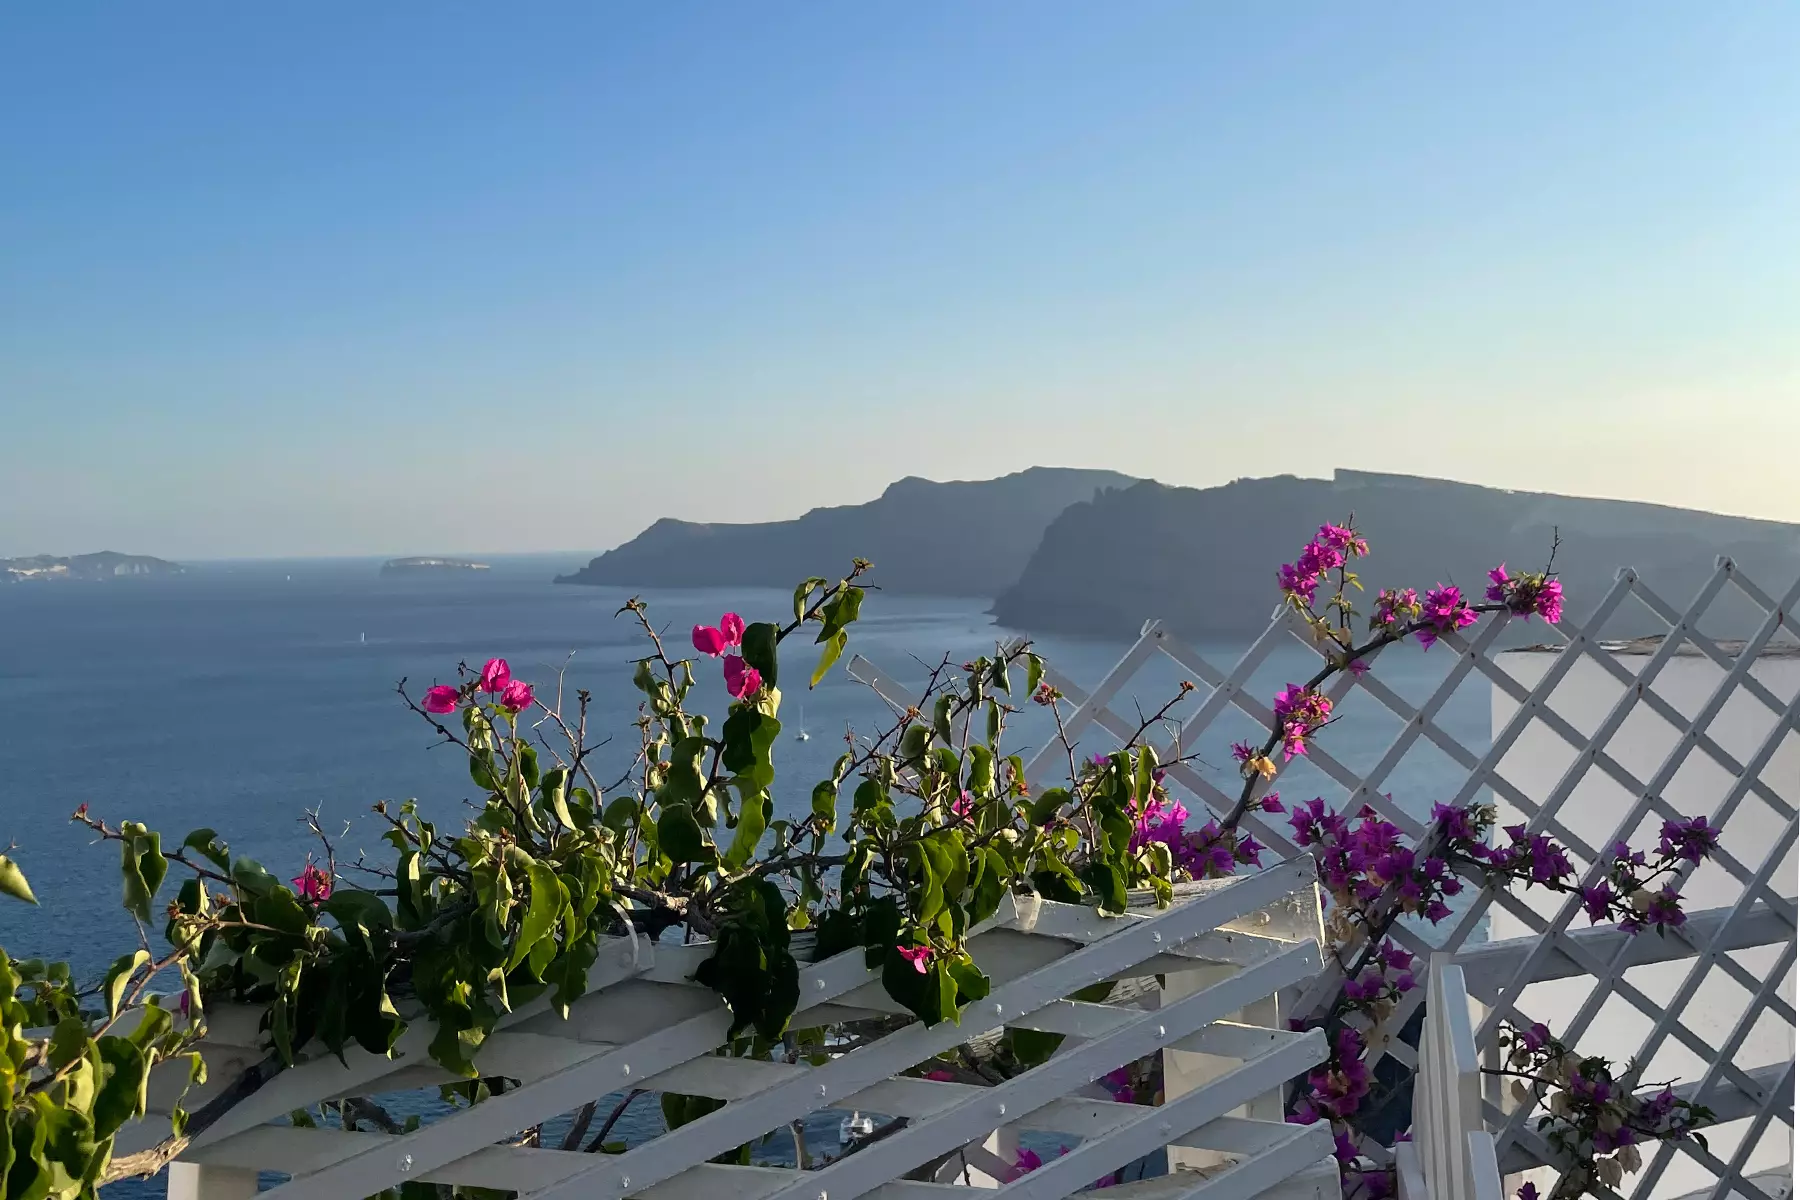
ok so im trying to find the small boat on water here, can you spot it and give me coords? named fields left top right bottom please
left=838, top=1112, right=874, bottom=1144
left=795, top=705, right=811, bottom=741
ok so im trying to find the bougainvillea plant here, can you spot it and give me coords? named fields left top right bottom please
left=0, top=529, right=1719, bottom=1200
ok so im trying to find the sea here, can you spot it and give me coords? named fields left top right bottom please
left=0, top=556, right=1496, bottom=1195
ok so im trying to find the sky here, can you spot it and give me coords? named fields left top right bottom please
left=2, top=4, right=1796, bottom=560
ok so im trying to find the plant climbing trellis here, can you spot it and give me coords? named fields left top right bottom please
left=851, top=558, right=1796, bottom=1200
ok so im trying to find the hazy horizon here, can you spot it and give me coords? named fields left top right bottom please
left=4, top=5, right=1796, bottom=559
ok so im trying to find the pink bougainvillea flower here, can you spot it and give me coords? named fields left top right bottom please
left=719, top=612, right=745, bottom=646
left=952, top=790, right=974, bottom=817
left=422, top=685, right=460, bottom=714
left=292, top=860, right=333, bottom=903
left=692, top=625, right=728, bottom=657
left=896, top=943, right=934, bottom=974
left=499, top=679, right=534, bottom=713
left=723, top=655, right=763, bottom=699
left=479, top=658, right=511, bottom=693
left=924, top=1068, right=956, bottom=1082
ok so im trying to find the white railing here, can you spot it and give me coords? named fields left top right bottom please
left=846, top=559, right=1797, bottom=1200
left=123, top=858, right=1338, bottom=1200
left=1394, top=961, right=1501, bottom=1200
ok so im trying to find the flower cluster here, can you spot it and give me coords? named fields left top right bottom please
left=1370, top=587, right=1420, bottom=629
left=1486, top=563, right=1565, bottom=624
left=1288, top=799, right=1470, bottom=929
left=1272, top=685, right=1333, bottom=759
left=1567, top=818, right=1718, bottom=935
left=693, top=611, right=764, bottom=699
left=291, top=858, right=332, bottom=903
left=1497, top=1021, right=1714, bottom=1192
left=1415, top=584, right=1479, bottom=649
left=421, top=656, right=534, bottom=715
left=1127, top=776, right=1266, bottom=878
left=1279, top=523, right=1371, bottom=605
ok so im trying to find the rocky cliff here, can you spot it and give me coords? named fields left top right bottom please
left=556, top=467, right=1138, bottom=596
left=989, top=470, right=1800, bottom=639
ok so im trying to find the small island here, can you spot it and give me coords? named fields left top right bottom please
left=380, top=556, right=491, bottom=576
left=2, top=552, right=184, bottom=582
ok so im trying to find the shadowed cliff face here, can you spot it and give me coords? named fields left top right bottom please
left=989, top=471, right=1800, bottom=640
left=555, top=467, right=1138, bottom=597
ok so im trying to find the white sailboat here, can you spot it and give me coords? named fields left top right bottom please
left=794, top=704, right=810, bottom=741
left=838, top=1111, right=873, bottom=1144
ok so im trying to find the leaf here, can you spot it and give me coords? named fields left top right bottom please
left=793, top=577, right=828, bottom=624
left=817, top=587, right=864, bottom=641
left=468, top=750, right=498, bottom=792
left=119, top=827, right=167, bottom=923
left=538, top=768, right=576, bottom=829
left=741, top=622, right=780, bottom=688
left=508, top=863, right=564, bottom=972
left=721, top=712, right=780, bottom=789
left=810, top=779, right=838, bottom=832
left=1028, top=787, right=1072, bottom=826
left=180, top=829, right=231, bottom=871
left=47, top=1016, right=89, bottom=1071
left=1025, top=653, right=1044, bottom=697
left=810, top=630, right=848, bottom=688
left=0, top=854, right=36, bottom=904
left=725, top=789, right=771, bottom=871
left=657, top=804, right=708, bottom=864
left=91, top=1035, right=150, bottom=1138
left=104, top=950, right=150, bottom=1019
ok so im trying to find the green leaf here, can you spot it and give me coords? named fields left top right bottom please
left=180, top=829, right=231, bottom=872
left=1025, top=653, right=1044, bottom=698
left=793, top=577, right=829, bottom=624
left=0, top=853, right=36, bottom=904
left=103, top=950, right=150, bottom=1019
left=1028, top=787, right=1071, bottom=826
left=725, top=789, right=771, bottom=871
left=741, top=621, right=780, bottom=688
left=538, top=768, right=576, bottom=829
left=932, top=695, right=954, bottom=745
left=602, top=796, right=639, bottom=837
left=810, top=630, right=848, bottom=688
left=810, top=779, right=838, bottom=832
left=657, top=804, right=708, bottom=864
left=817, top=586, right=864, bottom=641
left=517, top=742, right=541, bottom=789
left=968, top=847, right=1007, bottom=925
left=91, top=1035, right=150, bottom=1137
left=508, top=862, right=565, bottom=971
left=966, top=745, right=994, bottom=794
left=118, top=827, right=167, bottom=923
left=469, top=750, right=498, bottom=791
left=47, top=1016, right=89, bottom=1071
left=722, top=712, right=780, bottom=790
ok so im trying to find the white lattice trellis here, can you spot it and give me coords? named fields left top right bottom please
left=849, top=560, right=1797, bottom=1200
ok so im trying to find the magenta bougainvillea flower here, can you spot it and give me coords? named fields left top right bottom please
left=422, top=685, right=460, bottom=714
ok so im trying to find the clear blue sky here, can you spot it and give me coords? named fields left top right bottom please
left=3, top=4, right=1795, bottom=559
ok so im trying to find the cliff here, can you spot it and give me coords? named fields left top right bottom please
left=1, top=552, right=185, bottom=582
left=990, top=470, right=1800, bottom=639
left=556, top=467, right=1138, bottom=596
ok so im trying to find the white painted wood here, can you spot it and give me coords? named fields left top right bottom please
left=167, top=1161, right=259, bottom=1200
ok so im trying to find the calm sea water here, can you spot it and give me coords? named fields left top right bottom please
left=0, top=557, right=1493, bottom=1195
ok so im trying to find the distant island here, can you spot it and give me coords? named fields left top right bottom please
left=555, top=467, right=1137, bottom=596
left=556, top=466, right=1800, bottom=641
left=1, top=551, right=184, bottom=583
left=381, top=557, right=491, bottom=575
